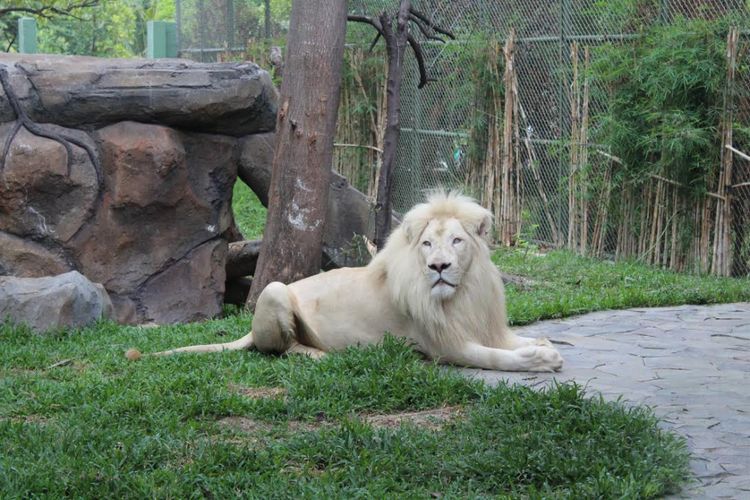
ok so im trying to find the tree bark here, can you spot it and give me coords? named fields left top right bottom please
left=373, top=0, right=411, bottom=250
left=246, top=0, right=348, bottom=309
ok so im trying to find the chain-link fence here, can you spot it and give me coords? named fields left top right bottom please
left=346, top=0, right=750, bottom=277
left=175, top=0, right=285, bottom=62
left=178, top=0, right=750, bottom=277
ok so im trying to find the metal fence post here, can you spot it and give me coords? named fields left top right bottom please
left=147, top=21, right=178, bottom=58
left=227, top=0, right=235, bottom=51
left=264, top=0, right=271, bottom=39
left=198, top=0, right=206, bottom=62
left=175, top=0, right=182, bottom=56
left=18, top=17, right=37, bottom=54
left=558, top=0, right=571, bottom=242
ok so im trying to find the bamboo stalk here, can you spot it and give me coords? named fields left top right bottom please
left=592, top=160, right=612, bottom=256
left=639, top=180, right=652, bottom=258
left=725, top=144, right=750, bottom=162
left=499, top=29, right=517, bottom=246
left=567, top=42, right=580, bottom=250
left=669, top=187, right=679, bottom=270
left=701, top=199, right=712, bottom=273
left=579, top=46, right=591, bottom=255
left=711, top=27, right=738, bottom=276
left=512, top=80, right=523, bottom=244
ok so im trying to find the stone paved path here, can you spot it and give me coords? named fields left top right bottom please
left=457, top=303, right=750, bottom=499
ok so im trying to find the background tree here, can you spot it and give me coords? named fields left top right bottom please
left=1, top=0, right=175, bottom=57
left=246, top=0, right=348, bottom=309
left=0, top=1, right=97, bottom=52
left=348, top=1, right=453, bottom=249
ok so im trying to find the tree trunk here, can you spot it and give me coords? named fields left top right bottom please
left=373, top=0, right=411, bottom=250
left=246, top=0, right=348, bottom=309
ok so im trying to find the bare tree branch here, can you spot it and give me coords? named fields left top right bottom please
left=346, top=15, right=384, bottom=38
left=408, top=14, right=445, bottom=43
left=4, top=35, right=16, bottom=53
left=408, top=7, right=455, bottom=40
left=406, top=33, right=433, bottom=89
left=367, top=32, right=381, bottom=53
left=348, top=7, right=452, bottom=90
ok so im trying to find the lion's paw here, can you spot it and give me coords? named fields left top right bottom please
left=516, top=345, right=563, bottom=372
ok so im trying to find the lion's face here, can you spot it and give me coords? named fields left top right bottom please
left=418, top=217, right=474, bottom=300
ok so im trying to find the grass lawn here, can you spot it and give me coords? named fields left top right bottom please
left=3, top=186, right=747, bottom=497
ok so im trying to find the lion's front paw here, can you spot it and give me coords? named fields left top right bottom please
left=516, top=345, right=564, bottom=372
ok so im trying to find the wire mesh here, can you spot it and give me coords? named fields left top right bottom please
left=176, top=0, right=278, bottom=61
left=177, top=0, right=750, bottom=277
left=347, top=0, right=750, bottom=277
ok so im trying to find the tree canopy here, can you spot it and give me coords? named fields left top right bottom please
left=1, top=1, right=175, bottom=56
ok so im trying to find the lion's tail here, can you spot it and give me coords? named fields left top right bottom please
left=125, top=332, right=255, bottom=360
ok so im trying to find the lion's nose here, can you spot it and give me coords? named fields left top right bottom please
left=428, top=262, right=451, bottom=272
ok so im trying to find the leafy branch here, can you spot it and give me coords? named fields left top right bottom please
left=0, top=1, right=99, bottom=21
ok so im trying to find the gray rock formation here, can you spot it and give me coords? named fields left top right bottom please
left=0, top=54, right=277, bottom=135
left=0, top=271, right=113, bottom=333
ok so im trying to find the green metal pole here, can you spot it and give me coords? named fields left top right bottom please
left=18, top=17, right=38, bottom=54
left=226, top=0, right=235, bottom=51
left=147, top=21, right=177, bottom=58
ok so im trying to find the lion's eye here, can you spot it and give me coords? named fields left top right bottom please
left=422, top=241, right=432, bottom=247
left=453, top=237, right=463, bottom=245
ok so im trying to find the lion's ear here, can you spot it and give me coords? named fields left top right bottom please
left=398, top=202, right=430, bottom=243
left=402, top=216, right=427, bottom=244
left=475, top=212, right=493, bottom=242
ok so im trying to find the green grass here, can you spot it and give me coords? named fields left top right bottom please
left=7, top=191, right=749, bottom=497
left=1, top=322, right=689, bottom=498
left=232, top=182, right=267, bottom=239
left=494, top=248, right=750, bottom=325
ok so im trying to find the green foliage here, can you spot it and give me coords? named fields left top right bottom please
left=0, top=0, right=100, bottom=52
left=591, top=17, right=729, bottom=193
left=232, top=181, right=267, bottom=239
left=37, top=2, right=137, bottom=57
left=1, top=1, right=178, bottom=57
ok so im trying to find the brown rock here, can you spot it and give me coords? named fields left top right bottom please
left=237, top=132, right=384, bottom=268
left=72, top=123, right=196, bottom=293
left=67, top=122, right=236, bottom=322
left=0, top=123, right=98, bottom=242
left=138, top=239, right=227, bottom=324
left=238, top=133, right=275, bottom=206
left=0, top=231, right=70, bottom=277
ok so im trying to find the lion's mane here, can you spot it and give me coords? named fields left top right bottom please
left=368, top=192, right=512, bottom=354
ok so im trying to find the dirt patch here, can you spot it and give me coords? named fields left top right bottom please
left=218, top=416, right=274, bottom=433
left=218, top=405, right=465, bottom=437
left=362, top=406, right=464, bottom=430
left=0, top=414, right=51, bottom=425
left=499, top=272, right=537, bottom=290
left=218, top=416, right=323, bottom=434
left=228, top=384, right=287, bottom=399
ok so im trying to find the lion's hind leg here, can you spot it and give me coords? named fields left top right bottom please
left=253, top=281, right=324, bottom=359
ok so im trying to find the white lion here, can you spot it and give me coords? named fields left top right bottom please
left=132, top=192, right=563, bottom=372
